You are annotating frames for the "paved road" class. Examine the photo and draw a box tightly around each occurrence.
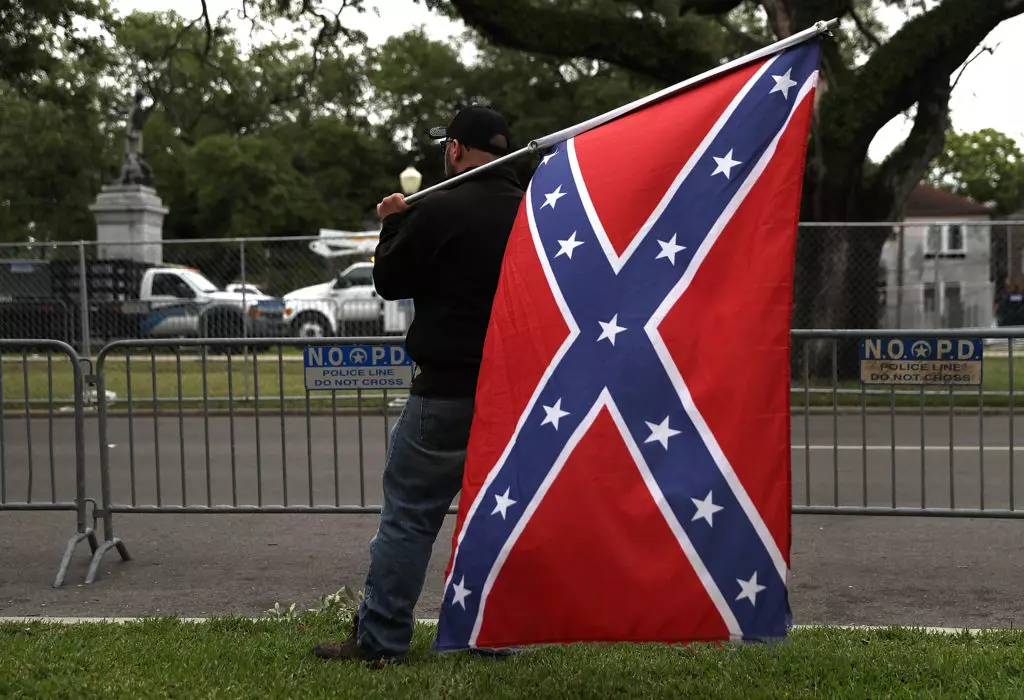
[2,412,1024,629]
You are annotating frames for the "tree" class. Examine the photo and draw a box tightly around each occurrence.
[926,128,1024,215]
[0,0,111,93]
[0,1,122,244]
[109,9,404,244]
[364,29,658,188]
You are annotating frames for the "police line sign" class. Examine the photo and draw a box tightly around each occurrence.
[859,337,983,386]
[303,345,414,391]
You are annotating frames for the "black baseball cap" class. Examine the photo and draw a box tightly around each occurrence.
[429,105,511,156]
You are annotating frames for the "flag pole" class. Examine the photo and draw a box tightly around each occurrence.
[403,18,837,206]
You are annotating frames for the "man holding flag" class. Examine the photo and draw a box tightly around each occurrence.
[312,104,526,666]
[315,20,830,665]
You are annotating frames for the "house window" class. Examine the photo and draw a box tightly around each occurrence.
[923,283,936,313]
[924,223,968,256]
[946,224,964,253]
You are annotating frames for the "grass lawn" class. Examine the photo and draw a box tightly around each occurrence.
[1,351,405,413]
[3,349,1024,412]
[2,612,1023,698]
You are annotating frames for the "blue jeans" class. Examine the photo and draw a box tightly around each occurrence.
[356,394,474,658]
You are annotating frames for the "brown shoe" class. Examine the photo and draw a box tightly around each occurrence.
[310,614,402,668]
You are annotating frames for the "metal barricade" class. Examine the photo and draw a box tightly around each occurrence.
[791,328,1023,518]
[88,336,407,583]
[81,329,1024,585]
[0,339,98,586]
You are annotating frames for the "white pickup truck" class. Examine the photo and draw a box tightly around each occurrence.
[282,262,412,338]
[122,265,287,339]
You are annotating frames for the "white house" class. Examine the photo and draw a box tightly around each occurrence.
[879,185,995,329]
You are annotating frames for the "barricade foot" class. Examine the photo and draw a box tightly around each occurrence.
[53,528,97,588]
[84,537,130,585]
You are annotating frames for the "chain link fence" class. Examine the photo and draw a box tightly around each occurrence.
[0,236,413,355]
[3,221,1023,355]
[790,220,1024,332]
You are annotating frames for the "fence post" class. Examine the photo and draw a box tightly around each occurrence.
[1008,223,1014,287]
[895,224,904,329]
[77,241,91,358]
[240,239,251,400]
[85,353,131,585]
[53,341,99,587]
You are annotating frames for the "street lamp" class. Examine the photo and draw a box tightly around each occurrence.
[399,165,422,195]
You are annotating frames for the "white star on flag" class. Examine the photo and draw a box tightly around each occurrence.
[655,234,686,265]
[542,185,567,209]
[555,231,585,259]
[736,572,766,606]
[491,487,517,519]
[644,416,681,449]
[712,150,742,179]
[540,150,558,166]
[691,491,723,526]
[597,314,627,345]
[541,398,570,430]
[770,68,798,99]
[451,576,472,609]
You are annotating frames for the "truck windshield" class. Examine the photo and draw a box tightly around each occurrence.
[179,269,219,293]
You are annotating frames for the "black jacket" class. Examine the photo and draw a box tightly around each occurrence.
[373,163,525,397]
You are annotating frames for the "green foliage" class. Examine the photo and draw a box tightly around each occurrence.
[0,1,667,245]
[0,20,122,243]
[0,0,112,92]
[365,27,660,187]
[927,128,1024,215]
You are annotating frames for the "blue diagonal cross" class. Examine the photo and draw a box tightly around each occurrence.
[436,42,820,651]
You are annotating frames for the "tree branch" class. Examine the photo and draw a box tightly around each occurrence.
[870,78,952,218]
[605,0,748,15]
[199,0,214,57]
[760,0,798,37]
[714,15,770,53]
[951,42,997,90]
[444,0,730,84]
[848,4,882,50]
[821,0,1024,162]
[680,0,748,12]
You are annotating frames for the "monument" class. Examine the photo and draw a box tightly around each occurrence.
[89,89,168,264]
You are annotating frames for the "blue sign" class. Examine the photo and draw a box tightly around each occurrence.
[303,344,414,391]
[858,337,983,385]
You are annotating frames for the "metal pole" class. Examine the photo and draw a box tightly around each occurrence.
[531,20,836,151]
[895,225,904,328]
[78,242,91,359]
[240,240,250,401]
[1007,225,1013,286]
[403,18,838,206]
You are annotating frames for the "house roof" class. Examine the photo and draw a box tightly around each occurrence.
[906,185,994,217]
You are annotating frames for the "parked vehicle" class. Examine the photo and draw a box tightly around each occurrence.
[283,261,412,338]
[120,266,286,339]
[0,258,287,347]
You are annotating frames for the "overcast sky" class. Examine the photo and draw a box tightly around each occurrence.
[112,0,1024,162]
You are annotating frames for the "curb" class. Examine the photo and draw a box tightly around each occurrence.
[0,617,996,635]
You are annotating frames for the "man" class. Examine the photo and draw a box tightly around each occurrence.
[312,105,525,666]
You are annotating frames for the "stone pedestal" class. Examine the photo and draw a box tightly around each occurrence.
[88,184,168,264]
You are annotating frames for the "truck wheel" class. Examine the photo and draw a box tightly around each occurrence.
[202,311,245,354]
[294,312,331,339]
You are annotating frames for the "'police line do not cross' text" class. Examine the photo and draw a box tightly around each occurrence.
[303,344,415,391]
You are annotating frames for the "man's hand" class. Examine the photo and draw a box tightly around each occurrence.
[376,193,409,221]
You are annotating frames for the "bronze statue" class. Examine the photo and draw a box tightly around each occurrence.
[117,89,154,186]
